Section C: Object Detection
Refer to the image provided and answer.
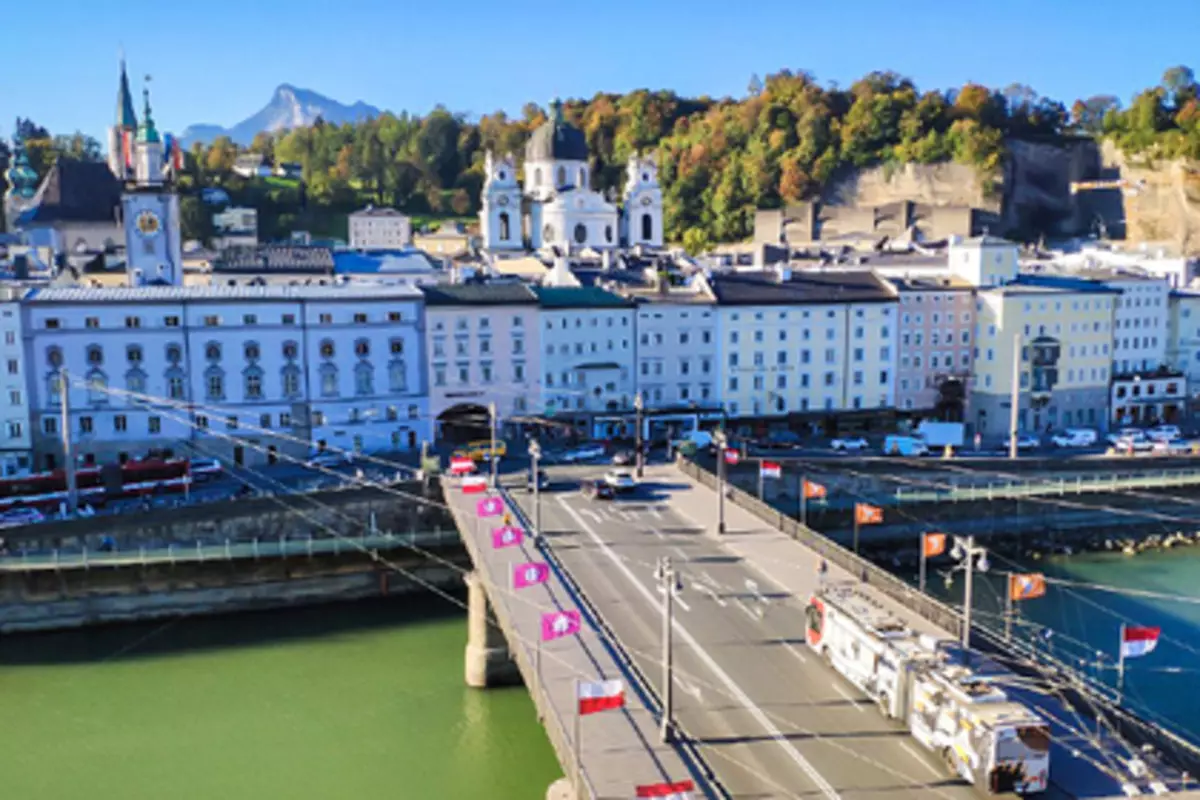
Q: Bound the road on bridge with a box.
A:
[509,465,999,800]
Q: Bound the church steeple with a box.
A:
[136,85,159,144]
[116,58,138,131]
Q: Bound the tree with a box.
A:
[205,136,237,174]
[747,73,764,97]
[179,196,214,245]
[52,132,102,162]
[1162,65,1197,107]
[416,108,462,188]
[249,131,276,163]
[682,227,712,256]
[450,188,471,215]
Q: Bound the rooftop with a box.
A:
[16,159,122,227]
[350,205,408,218]
[886,275,975,292]
[708,270,897,306]
[533,285,634,309]
[334,250,435,274]
[420,283,538,306]
[215,246,335,273]
[27,284,422,304]
[990,274,1122,296]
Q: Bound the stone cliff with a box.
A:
[818,138,1200,253]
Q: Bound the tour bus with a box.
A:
[883,434,929,457]
[805,585,1051,795]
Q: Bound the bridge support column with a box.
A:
[545,777,577,800]
[464,571,516,688]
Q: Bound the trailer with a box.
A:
[805,586,1051,795]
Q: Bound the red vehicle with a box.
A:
[0,458,194,512]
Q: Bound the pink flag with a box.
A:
[491,525,524,549]
[513,562,550,589]
[476,496,503,517]
[540,610,581,642]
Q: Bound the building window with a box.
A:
[86,317,100,329]
[355,363,374,396]
[389,338,404,355]
[320,340,335,358]
[574,223,587,244]
[204,315,220,327]
[388,361,407,392]
[168,374,185,400]
[44,318,61,330]
[641,214,653,241]
[127,345,143,364]
[282,313,296,325]
[114,415,127,433]
[354,313,368,324]
[320,364,339,397]
[148,416,161,434]
[125,316,141,329]
[319,313,333,324]
[388,311,403,323]
[207,372,225,400]
[196,415,208,430]
[86,345,103,365]
[499,212,511,240]
[164,315,181,327]
[205,343,221,361]
[79,416,94,434]
[355,339,370,357]
[226,416,238,430]
[282,365,301,398]
[245,370,263,399]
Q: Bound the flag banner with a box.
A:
[462,475,487,494]
[476,496,503,517]
[636,780,695,798]
[1120,625,1161,659]
[577,679,624,715]
[760,461,781,479]
[491,525,524,549]
[173,140,184,171]
[540,610,581,642]
[122,129,134,168]
[513,562,550,589]
[803,480,827,499]
[723,448,740,465]
[450,456,475,475]
[854,503,883,525]
[1009,573,1047,601]
[922,532,947,557]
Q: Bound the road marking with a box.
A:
[579,508,604,524]
[671,545,689,560]
[735,598,762,621]
[647,507,663,520]
[898,742,941,777]
[555,496,841,800]
[832,683,865,713]
[676,673,704,702]
[781,639,808,664]
[657,584,692,612]
[697,583,727,607]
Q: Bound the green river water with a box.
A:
[0,595,561,800]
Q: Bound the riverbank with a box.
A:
[0,594,561,799]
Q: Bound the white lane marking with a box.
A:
[697,583,728,607]
[898,741,941,777]
[579,508,604,524]
[832,682,866,713]
[657,584,692,612]
[676,673,704,702]
[648,507,663,520]
[555,496,841,800]
[671,545,689,560]
[782,640,808,664]
[735,598,762,621]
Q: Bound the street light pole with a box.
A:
[528,439,542,535]
[489,402,498,488]
[952,535,989,665]
[655,556,683,743]
[59,368,77,516]
[713,429,727,534]
[1009,333,1022,461]
[634,391,644,479]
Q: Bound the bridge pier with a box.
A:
[464,571,518,688]
[545,777,577,800]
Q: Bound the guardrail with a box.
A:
[678,458,1200,780]
[0,529,460,572]
[895,467,1200,504]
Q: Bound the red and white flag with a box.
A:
[450,456,475,475]
[723,448,740,465]
[636,780,695,799]
[461,475,487,494]
[760,461,781,479]
[1120,625,1161,659]
[576,679,624,715]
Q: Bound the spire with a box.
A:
[116,57,138,130]
[137,81,160,144]
[550,97,563,125]
[4,130,38,199]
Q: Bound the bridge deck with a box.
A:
[443,482,704,800]
[506,462,1193,799]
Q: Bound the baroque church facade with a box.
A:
[479,100,663,253]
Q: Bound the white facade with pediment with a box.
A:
[479,100,662,253]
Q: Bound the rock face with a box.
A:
[181,84,381,146]
[815,138,1200,251]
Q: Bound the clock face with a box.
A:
[497,196,509,207]
[641,196,652,206]
[135,210,161,238]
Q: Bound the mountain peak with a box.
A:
[181,85,383,146]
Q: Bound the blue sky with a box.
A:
[3,0,1196,142]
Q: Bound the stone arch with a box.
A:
[641,213,653,242]
[499,211,510,241]
[437,403,490,444]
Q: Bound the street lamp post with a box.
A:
[489,402,498,488]
[952,535,990,665]
[528,439,542,535]
[713,429,727,534]
[634,392,645,479]
[654,556,684,743]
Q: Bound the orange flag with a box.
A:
[1009,573,1047,601]
[803,480,827,499]
[922,532,947,557]
[854,503,883,525]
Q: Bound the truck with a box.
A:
[916,421,965,448]
[805,586,1050,795]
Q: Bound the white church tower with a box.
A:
[479,151,522,251]
[621,153,663,249]
[119,81,182,286]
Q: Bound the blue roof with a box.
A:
[1006,274,1121,294]
[333,249,435,274]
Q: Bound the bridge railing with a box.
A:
[0,529,459,572]
[678,458,1200,780]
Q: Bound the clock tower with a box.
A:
[120,84,182,286]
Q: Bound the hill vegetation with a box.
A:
[4,67,1199,246]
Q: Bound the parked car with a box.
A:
[1106,428,1146,446]
[604,469,637,493]
[526,469,549,492]
[765,430,804,449]
[1147,424,1182,443]
[562,444,606,463]
[1004,433,1041,451]
[189,458,224,481]
[883,435,929,457]
[1114,436,1155,453]
[0,507,46,529]
[1165,439,1200,455]
[306,451,352,468]
[580,479,615,501]
[1050,428,1098,448]
[611,449,635,466]
[831,436,868,452]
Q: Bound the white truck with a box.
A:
[916,421,965,448]
[805,586,1051,795]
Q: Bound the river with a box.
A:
[932,546,1200,745]
[0,596,561,799]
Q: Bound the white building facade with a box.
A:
[0,289,32,476]
[23,285,429,470]
[634,298,718,409]
[349,206,413,251]
[1106,275,1170,376]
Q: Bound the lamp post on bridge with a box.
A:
[713,428,728,534]
[951,535,990,666]
[634,391,645,479]
[655,556,683,743]
[528,438,542,535]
